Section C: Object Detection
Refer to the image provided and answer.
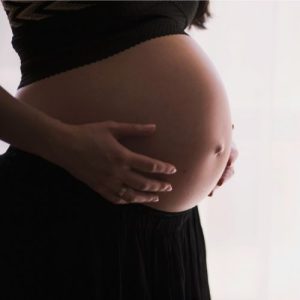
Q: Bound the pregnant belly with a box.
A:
[15,34,233,213]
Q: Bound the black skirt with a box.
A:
[0,145,211,300]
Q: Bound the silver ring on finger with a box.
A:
[118,186,128,198]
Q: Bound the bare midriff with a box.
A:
[15,34,233,213]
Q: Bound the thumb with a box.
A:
[111,123,157,138]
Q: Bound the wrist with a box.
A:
[36,116,74,168]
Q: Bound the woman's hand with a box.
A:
[208,139,239,197]
[0,86,175,205]
[56,121,177,205]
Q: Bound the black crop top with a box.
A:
[1,1,199,90]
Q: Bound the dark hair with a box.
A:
[188,0,212,30]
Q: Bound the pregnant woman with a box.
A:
[0,1,238,299]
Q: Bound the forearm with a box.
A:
[0,85,70,164]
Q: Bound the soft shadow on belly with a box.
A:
[15,34,233,212]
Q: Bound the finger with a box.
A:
[228,141,239,166]
[109,122,157,139]
[126,188,160,204]
[108,185,160,204]
[216,164,230,183]
[95,185,128,205]
[123,170,173,192]
[217,167,235,186]
[231,148,239,163]
[128,152,177,174]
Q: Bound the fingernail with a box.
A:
[166,185,172,191]
[168,167,177,174]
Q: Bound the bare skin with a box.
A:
[14,34,233,213]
